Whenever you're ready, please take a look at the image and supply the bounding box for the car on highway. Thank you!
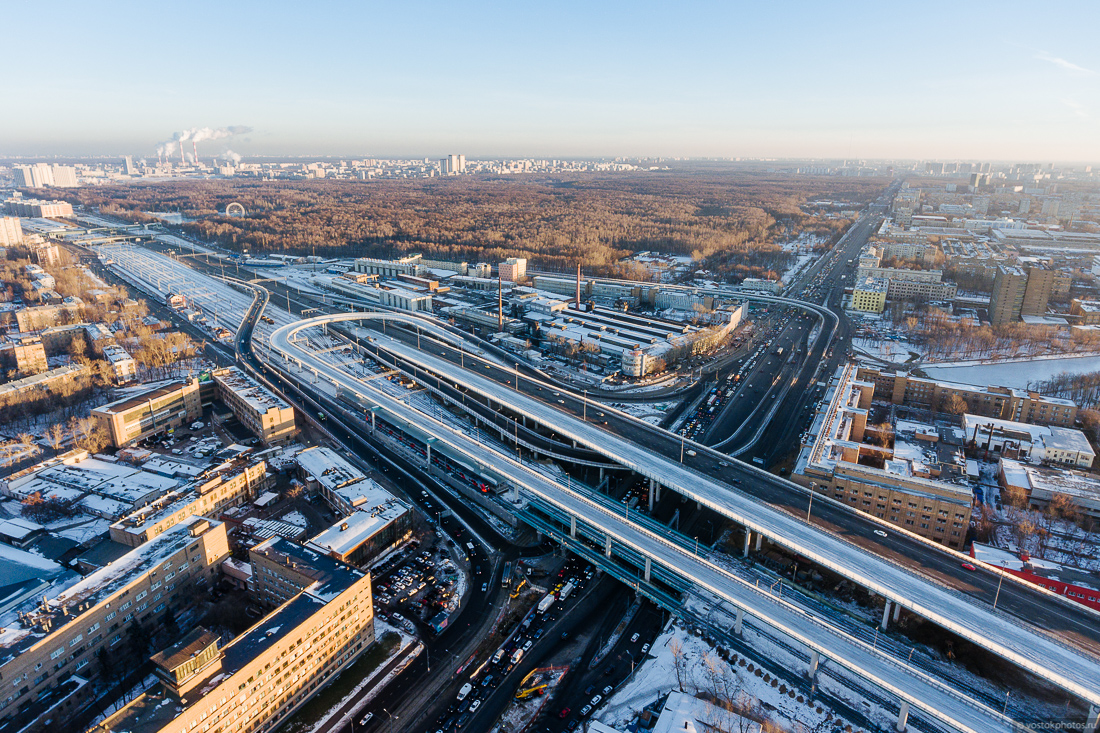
[579,705,592,717]
[873,530,888,538]
[630,633,640,643]
[559,708,571,719]
[961,562,977,571]
[359,713,374,725]
[640,643,650,655]
[590,695,602,706]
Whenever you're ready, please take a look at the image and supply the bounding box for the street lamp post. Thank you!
[680,433,685,463]
[993,562,1007,610]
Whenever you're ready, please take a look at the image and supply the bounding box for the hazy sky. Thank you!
[3,0,1099,161]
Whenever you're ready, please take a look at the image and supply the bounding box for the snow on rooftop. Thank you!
[214,367,290,413]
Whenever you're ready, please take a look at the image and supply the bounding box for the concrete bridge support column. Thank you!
[881,601,892,631]
[655,483,661,502]
[425,444,431,465]
[1085,705,1099,733]
[599,466,605,483]
[370,412,376,432]
[742,530,751,557]
[734,608,744,635]
[644,557,651,583]
[648,479,656,512]
[895,702,909,732]
[754,534,763,552]
[893,602,901,623]
[808,651,819,680]
[605,536,613,558]
[570,516,577,539]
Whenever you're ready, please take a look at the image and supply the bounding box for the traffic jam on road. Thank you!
[430,559,597,733]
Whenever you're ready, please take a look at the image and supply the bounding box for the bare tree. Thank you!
[46,423,66,457]
[669,638,688,693]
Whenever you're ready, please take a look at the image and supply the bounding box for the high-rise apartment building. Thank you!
[49,165,78,188]
[441,154,466,175]
[13,164,76,188]
[1021,266,1062,317]
[122,155,137,175]
[498,257,527,282]
[0,216,21,246]
[988,266,1028,325]
[14,164,53,188]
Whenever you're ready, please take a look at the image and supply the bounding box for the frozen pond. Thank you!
[923,354,1100,390]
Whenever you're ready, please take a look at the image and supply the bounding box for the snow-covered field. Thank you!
[853,337,926,364]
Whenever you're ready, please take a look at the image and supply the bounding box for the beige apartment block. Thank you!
[91,537,374,733]
[796,363,979,549]
[213,367,296,445]
[0,518,229,732]
[110,459,269,546]
[92,379,203,448]
[855,365,1077,427]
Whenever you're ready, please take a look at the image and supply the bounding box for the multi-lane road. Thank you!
[90,201,1100,729]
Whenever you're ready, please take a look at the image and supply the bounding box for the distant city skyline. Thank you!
[2,0,1098,161]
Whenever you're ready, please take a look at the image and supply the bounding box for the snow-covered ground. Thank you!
[923,354,1100,390]
[598,622,847,733]
[993,509,1100,573]
[853,337,926,364]
[250,266,334,297]
[294,621,418,733]
[280,511,309,529]
[607,401,678,426]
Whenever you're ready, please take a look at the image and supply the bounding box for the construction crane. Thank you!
[514,684,548,700]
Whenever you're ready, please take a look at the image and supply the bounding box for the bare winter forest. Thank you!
[60,169,885,280]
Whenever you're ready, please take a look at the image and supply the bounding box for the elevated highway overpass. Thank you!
[264,311,1100,731]
[267,314,1044,733]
